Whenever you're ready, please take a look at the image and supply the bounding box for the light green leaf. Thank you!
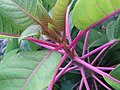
[53,0,71,31]
[104,64,120,90]
[0,49,61,90]
[0,35,17,39]
[72,0,120,30]
[19,25,42,42]
[106,15,120,41]
[0,0,41,33]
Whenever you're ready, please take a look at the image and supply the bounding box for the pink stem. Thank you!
[38,43,65,54]
[92,74,112,90]
[55,60,72,82]
[96,67,114,71]
[64,65,78,73]
[79,31,90,90]
[93,79,98,90]
[80,67,90,90]
[74,56,120,84]
[80,40,117,59]
[79,78,84,90]
[66,5,72,44]
[69,30,86,49]
[48,54,68,90]
[69,9,120,49]
[91,47,108,65]
[26,37,59,47]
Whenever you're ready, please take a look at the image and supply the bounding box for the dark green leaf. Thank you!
[106,15,120,41]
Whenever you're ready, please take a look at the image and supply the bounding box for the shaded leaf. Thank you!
[5,39,19,54]
[0,49,61,90]
[106,15,120,41]
[72,0,120,30]
[87,29,108,48]
[19,25,42,42]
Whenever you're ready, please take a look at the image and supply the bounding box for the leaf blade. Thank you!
[53,0,71,31]
[0,50,61,90]
[72,0,120,30]
[104,64,120,90]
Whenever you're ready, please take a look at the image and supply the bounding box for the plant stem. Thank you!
[79,78,84,90]
[80,40,117,59]
[64,65,78,73]
[55,60,72,82]
[80,67,90,90]
[82,31,90,55]
[69,9,120,49]
[79,31,90,90]
[91,47,108,65]
[26,37,58,47]
[93,79,98,90]
[68,30,86,49]
[92,74,112,90]
[66,5,72,44]
[48,54,68,90]
[97,42,118,66]
[96,67,114,71]
[74,56,120,84]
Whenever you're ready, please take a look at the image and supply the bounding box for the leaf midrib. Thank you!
[21,52,51,90]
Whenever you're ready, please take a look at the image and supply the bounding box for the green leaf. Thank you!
[104,64,120,90]
[0,35,17,39]
[0,15,20,35]
[72,0,120,30]
[0,49,61,90]
[0,0,41,33]
[106,15,120,41]
[87,29,108,48]
[53,0,71,31]
[19,25,42,42]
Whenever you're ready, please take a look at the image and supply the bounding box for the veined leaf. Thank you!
[45,0,56,6]
[53,0,71,31]
[0,49,61,90]
[19,25,42,42]
[104,64,120,90]
[106,15,120,41]
[0,0,41,33]
[37,1,53,27]
[72,0,120,30]
[0,15,20,35]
